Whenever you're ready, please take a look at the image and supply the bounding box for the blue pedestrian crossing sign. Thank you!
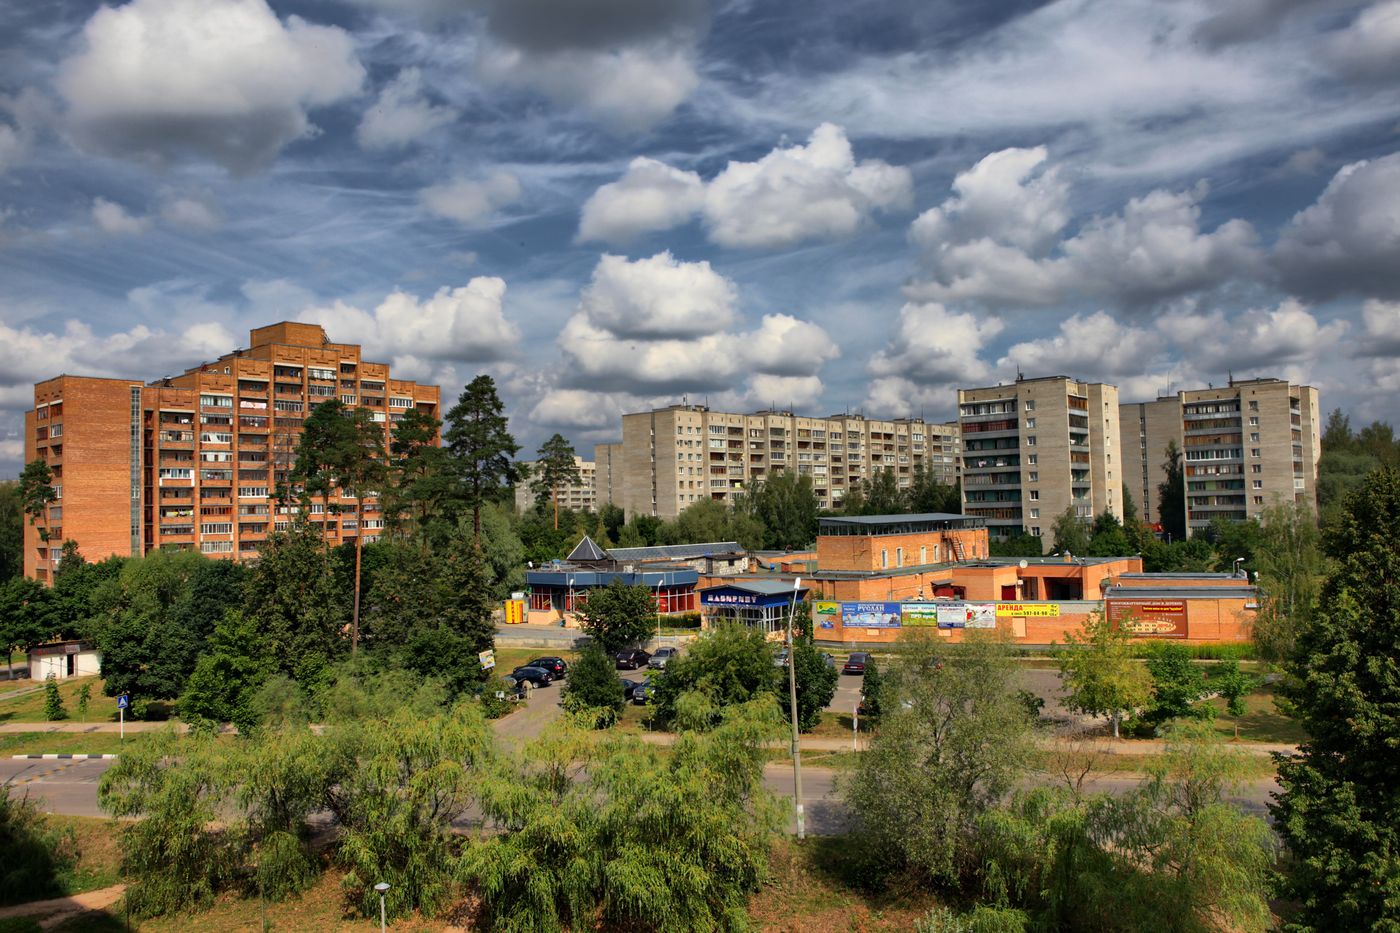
[117,694,130,710]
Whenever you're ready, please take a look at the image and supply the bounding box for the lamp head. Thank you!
[374,882,390,893]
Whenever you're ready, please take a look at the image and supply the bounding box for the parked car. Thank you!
[528,656,569,678]
[773,647,789,668]
[510,665,555,686]
[631,680,656,705]
[618,677,641,701]
[500,676,530,700]
[842,652,870,675]
[615,649,651,670]
[648,647,679,670]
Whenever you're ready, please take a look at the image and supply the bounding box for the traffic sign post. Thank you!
[479,650,496,671]
[117,694,129,742]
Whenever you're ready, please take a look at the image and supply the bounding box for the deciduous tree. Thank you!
[576,579,656,654]
[561,644,626,726]
[1058,614,1152,738]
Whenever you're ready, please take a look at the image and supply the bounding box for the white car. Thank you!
[648,647,679,670]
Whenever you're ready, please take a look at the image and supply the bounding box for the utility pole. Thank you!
[785,576,806,840]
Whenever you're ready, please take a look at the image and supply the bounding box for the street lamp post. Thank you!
[785,576,806,840]
[374,882,390,933]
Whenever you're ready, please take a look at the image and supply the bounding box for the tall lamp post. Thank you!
[374,882,390,933]
[785,576,806,840]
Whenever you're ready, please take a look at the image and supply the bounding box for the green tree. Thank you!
[76,682,91,722]
[443,374,520,539]
[1252,499,1325,663]
[0,785,78,906]
[179,612,272,733]
[18,459,56,543]
[43,673,67,720]
[531,433,581,531]
[477,502,526,597]
[741,470,819,550]
[561,644,626,726]
[385,407,448,544]
[1143,643,1210,725]
[0,480,22,582]
[861,467,906,515]
[1058,614,1152,738]
[1050,506,1091,556]
[1085,510,1132,557]
[242,518,347,692]
[650,622,780,727]
[1272,467,1400,931]
[1210,659,1253,718]
[860,654,885,720]
[789,639,838,731]
[1121,484,1146,553]
[435,531,496,670]
[909,461,962,514]
[0,576,49,679]
[599,503,625,543]
[844,632,1035,885]
[989,533,1044,558]
[1157,441,1186,543]
[339,407,388,654]
[291,398,354,545]
[576,579,656,654]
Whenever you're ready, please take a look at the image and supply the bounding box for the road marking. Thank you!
[10,754,118,760]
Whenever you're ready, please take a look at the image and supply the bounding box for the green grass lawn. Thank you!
[491,646,578,674]
[1209,683,1305,745]
[0,676,127,724]
[0,731,159,756]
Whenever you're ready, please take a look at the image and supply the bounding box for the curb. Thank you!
[10,754,119,760]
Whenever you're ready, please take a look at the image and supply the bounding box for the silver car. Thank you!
[648,646,679,669]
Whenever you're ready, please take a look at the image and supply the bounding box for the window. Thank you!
[880,549,888,569]
[200,541,234,554]
[1029,508,1040,519]
[49,423,63,438]
[1253,496,1264,505]
[200,394,232,408]
[1250,448,1261,458]
[159,468,193,480]
[1030,527,1041,537]
[200,522,233,535]
[1253,480,1263,489]
[1028,471,1038,481]
[1249,400,1259,411]
[1025,418,1036,429]
[238,486,268,498]
[1249,416,1259,426]
[1252,464,1263,473]
[1025,436,1037,446]
[389,397,413,409]
[274,400,303,412]
[920,546,927,564]
[1029,490,1039,501]
[1027,454,1037,465]
[1024,400,1035,411]
[895,547,904,568]
[1250,433,1260,442]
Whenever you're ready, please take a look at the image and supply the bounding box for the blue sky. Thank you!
[2,0,1399,476]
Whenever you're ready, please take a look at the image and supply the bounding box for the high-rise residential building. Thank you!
[23,322,440,582]
[594,405,960,520]
[1120,377,1320,537]
[514,456,597,514]
[958,375,1122,551]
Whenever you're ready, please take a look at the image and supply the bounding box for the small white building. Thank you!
[27,641,101,680]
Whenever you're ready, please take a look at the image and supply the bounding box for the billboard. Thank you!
[842,602,903,628]
[1108,599,1188,638]
[902,604,939,627]
[996,603,1061,618]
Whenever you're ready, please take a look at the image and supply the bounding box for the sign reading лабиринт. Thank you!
[1106,599,1189,638]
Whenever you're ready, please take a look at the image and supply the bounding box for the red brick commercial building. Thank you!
[23,322,440,581]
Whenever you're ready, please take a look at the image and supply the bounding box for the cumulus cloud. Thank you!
[57,0,364,174]
[297,277,521,369]
[579,252,735,339]
[1153,298,1345,372]
[1329,0,1400,80]
[92,197,152,236]
[577,157,705,243]
[909,148,1261,306]
[999,311,1161,377]
[356,68,458,150]
[419,172,521,225]
[1358,299,1400,355]
[1274,151,1400,299]
[578,124,912,249]
[159,194,222,230]
[862,303,1004,418]
[557,252,839,395]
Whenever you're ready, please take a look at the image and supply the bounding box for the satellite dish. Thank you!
[1018,559,1028,569]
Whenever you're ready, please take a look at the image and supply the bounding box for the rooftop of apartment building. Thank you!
[146,322,407,386]
[631,401,946,424]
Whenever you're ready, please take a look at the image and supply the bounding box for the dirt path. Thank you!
[0,884,126,928]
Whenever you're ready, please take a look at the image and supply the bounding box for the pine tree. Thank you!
[437,533,496,671]
[443,375,520,539]
[1157,441,1187,543]
[18,460,57,543]
[1271,467,1400,930]
[44,674,67,721]
[531,434,580,531]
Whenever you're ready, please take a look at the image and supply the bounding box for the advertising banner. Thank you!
[935,604,966,628]
[814,601,840,616]
[967,604,997,628]
[1107,599,1188,638]
[842,602,903,628]
[902,604,940,627]
[996,603,1061,618]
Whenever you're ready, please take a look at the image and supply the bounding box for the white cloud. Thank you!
[92,197,152,235]
[159,195,222,231]
[1360,299,1400,355]
[577,124,912,249]
[356,68,458,150]
[863,303,1004,417]
[528,388,629,430]
[1274,152,1400,299]
[577,157,704,243]
[579,252,735,339]
[558,252,838,396]
[744,374,825,410]
[999,311,1160,377]
[909,149,1261,306]
[419,172,521,225]
[57,0,364,174]
[297,277,521,368]
[1329,1,1400,80]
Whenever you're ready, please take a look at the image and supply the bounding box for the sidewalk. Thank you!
[0,884,126,926]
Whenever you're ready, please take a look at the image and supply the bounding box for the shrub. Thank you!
[915,906,1030,933]
[561,645,625,727]
[43,675,67,721]
[0,791,77,905]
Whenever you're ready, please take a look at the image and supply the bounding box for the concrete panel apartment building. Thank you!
[1121,378,1321,536]
[958,376,1123,552]
[513,456,597,514]
[23,322,440,581]
[594,405,960,520]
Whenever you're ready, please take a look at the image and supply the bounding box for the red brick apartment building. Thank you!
[23,322,440,581]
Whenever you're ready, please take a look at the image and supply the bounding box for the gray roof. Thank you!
[821,512,971,525]
[702,579,809,596]
[609,541,744,561]
[1106,586,1257,600]
[565,535,611,562]
[1115,572,1244,580]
